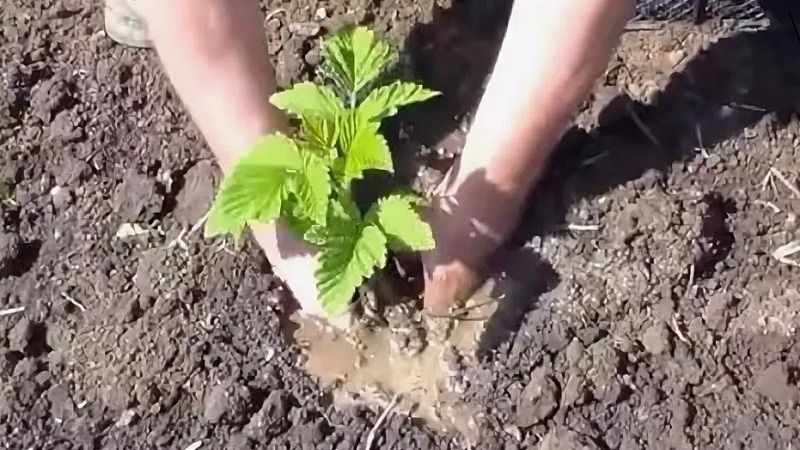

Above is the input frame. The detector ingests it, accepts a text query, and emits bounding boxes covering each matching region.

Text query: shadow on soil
[394,0,800,357]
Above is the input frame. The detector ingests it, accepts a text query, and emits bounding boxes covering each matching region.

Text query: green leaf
[270,83,342,161]
[302,115,339,160]
[204,201,247,243]
[283,198,316,237]
[337,115,393,180]
[269,82,345,119]
[321,26,397,96]
[304,190,359,245]
[203,134,302,240]
[366,192,434,251]
[292,150,331,225]
[303,223,328,246]
[358,81,440,122]
[305,191,380,316]
[316,216,388,315]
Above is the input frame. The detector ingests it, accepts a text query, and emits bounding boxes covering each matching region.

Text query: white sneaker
[103,0,151,48]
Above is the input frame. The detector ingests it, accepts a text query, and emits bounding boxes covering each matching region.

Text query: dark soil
[3,0,800,449]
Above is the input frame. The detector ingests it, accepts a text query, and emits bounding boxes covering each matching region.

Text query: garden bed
[2,0,800,449]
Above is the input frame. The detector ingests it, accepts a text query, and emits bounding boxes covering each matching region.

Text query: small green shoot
[205,26,440,316]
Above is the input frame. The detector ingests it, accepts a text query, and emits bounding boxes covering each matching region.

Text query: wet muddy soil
[2,0,800,449]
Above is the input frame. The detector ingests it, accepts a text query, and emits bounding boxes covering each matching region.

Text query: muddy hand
[417,0,635,313]
[421,159,525,314]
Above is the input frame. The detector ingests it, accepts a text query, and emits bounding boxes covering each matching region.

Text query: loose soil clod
[0,231,21,276]
[2,1,800,449]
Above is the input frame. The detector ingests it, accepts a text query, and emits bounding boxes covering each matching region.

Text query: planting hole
[282,285,500,436]
[695,193,736,279]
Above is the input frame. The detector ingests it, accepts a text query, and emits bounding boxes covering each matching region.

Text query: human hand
[252,159,526,319]
[416,0,635,314]
[250,221,326,317]
[420,158,529,313]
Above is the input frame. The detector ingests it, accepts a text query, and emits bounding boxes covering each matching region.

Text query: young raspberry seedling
[205,26,440,317]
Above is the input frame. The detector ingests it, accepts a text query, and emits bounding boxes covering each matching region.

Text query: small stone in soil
[304,46,320,66]
[753,361,800,406]
[561,372,587,408]
[204,382,231,424]
[115,409,138,428]
[8,318,33,353]
[173,160,218,226]
[12,358,37,380]
[50,186,73,211]
[47,384,75,420]
[0,231,21,269]
[115,296,143,324]
[244,390,289,439]
[112,171,164,222]
[48,110,80,141]
[288,21,321,37]
[134,381,158,407]
[565,339,584,366]
[228,433,250,450]
[641,322,672,355]
[53,155,91,186]
[516,365,560,427]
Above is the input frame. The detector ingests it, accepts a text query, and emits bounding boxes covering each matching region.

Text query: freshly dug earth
[3,0,800,449]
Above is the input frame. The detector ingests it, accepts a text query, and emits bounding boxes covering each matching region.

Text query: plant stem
[349,91,357,109]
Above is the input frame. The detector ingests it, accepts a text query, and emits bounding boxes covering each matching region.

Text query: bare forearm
[461,0,634,192]
[137,0,285,171]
